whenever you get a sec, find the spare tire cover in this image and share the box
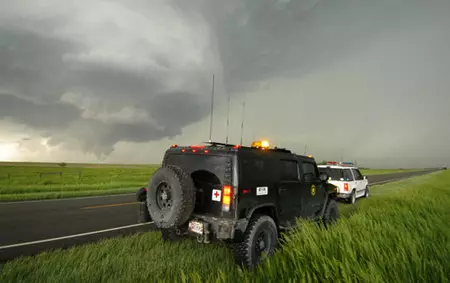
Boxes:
[147,165,196,229]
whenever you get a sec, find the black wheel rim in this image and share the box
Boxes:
[156,182,173,211]
[254,229,271,262]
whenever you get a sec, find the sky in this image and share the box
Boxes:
[0,0,449,168]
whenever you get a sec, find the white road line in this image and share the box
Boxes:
[0,222,154,250]
[0,193,135,205]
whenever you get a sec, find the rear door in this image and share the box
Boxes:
[277,159,302,228]
[343,169,356,193]
[164,153,232,218]
[298,159,325,218]
[351,168,365,194]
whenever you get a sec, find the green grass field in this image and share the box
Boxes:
[359,169,421,175]
[0,162,425,202]
[1,170,449,283]
[0,163,160,201]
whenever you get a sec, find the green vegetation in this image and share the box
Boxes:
[1,171,449,282]
[0,163,159,201]
[360,168,421,175]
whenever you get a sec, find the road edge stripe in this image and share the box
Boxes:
[0,222,154,250]
[0,193,136,205]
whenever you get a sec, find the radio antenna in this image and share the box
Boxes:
[240,99,246,145]
[208,74,215,142]
[225,91,231,144]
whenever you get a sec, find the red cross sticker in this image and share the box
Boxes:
[212,189,221,201]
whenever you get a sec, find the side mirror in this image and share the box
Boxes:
[319,172,329,182]
[363,176,367,180]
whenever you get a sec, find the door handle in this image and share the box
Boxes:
[278,187,287,193]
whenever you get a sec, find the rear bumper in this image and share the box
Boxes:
[337,192,351,199]
[188,214,247,241]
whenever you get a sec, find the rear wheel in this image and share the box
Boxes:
[323,199,339,227]
[348,190,356,204]
[147,166,196,229]
[234,215,278,269]
[136,187,147,202]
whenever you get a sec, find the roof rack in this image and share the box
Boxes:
[202,141,292,153]
[202,141,237,148]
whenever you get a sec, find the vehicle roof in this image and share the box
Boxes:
[165,141,315,160]
[317,165,358,169]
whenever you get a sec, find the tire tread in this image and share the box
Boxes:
[234,214,277,268]
[147,165,196,229]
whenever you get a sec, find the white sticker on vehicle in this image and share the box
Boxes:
[212,189,222,201]
[256,186,268,196]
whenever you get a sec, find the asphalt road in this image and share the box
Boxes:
[0,169,440,262]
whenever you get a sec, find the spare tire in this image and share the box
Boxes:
[146,165,196,229]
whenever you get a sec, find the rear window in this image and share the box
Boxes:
[164,154,231,182]
[318,167,344,181]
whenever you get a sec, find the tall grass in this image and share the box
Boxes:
[1,171,449,282]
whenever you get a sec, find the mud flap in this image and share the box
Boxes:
[139,201,151,223]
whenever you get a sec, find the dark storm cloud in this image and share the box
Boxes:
[0,1,214,156]
[1,0,450,163]
[197,0,435,93]
[0,26,81,102]
[0,93,80,130]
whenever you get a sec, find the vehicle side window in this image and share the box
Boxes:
[300,162,318,182]
[280,160,300,181]
[343,169,354,181]
[242,158,269,182]
[352,169,363,180]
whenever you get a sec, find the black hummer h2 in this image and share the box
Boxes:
[144,141,339,268]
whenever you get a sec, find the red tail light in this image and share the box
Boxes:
[344,183,349,191]
[222,185,232,212]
